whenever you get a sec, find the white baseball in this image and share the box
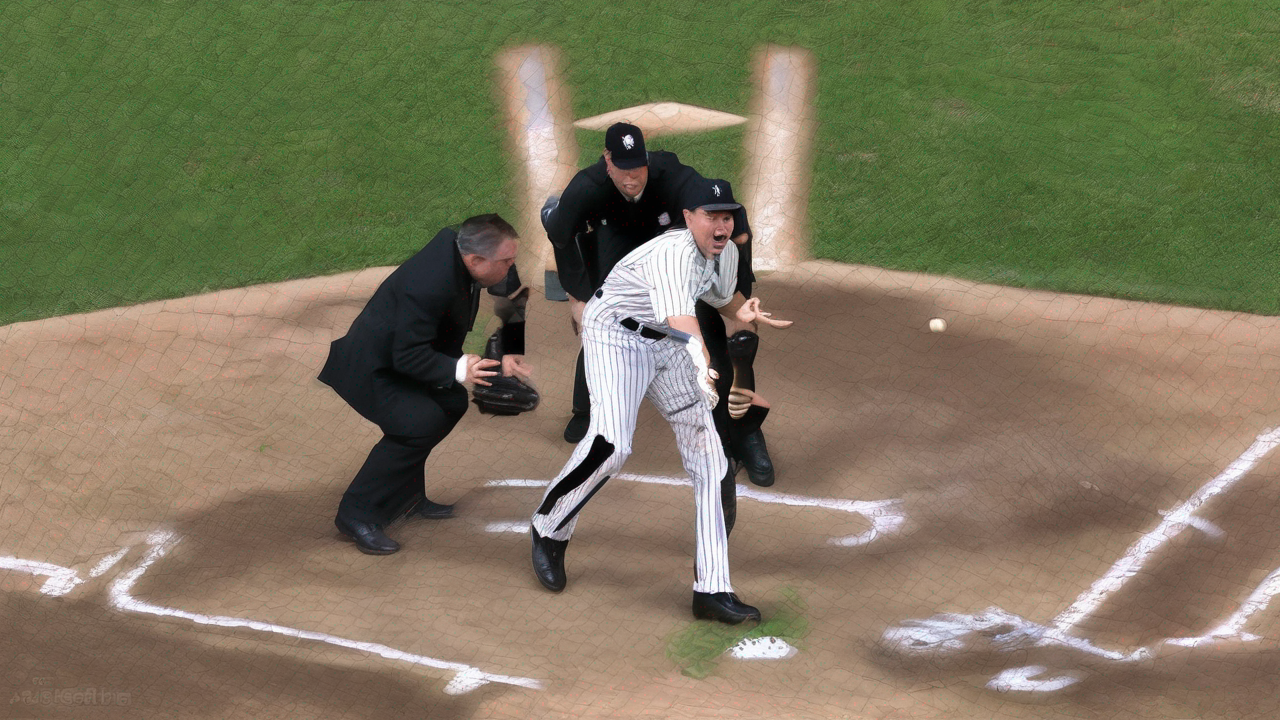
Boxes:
[929,318,947,333]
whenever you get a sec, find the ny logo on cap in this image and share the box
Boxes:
[622,134,635,150]
[712,184,721,197]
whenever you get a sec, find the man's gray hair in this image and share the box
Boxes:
[456,214,518,258]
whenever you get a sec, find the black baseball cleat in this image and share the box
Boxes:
[692,592,761,625]
[734,428,775,487]
[335,516,400,555]
[563,412,590,444]
[531,526,568,592]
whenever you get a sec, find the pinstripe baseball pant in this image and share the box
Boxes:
[531,301,734,594]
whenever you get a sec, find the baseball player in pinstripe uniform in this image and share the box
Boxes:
[529,177,791,624]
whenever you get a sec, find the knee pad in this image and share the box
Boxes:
[536,435,623,516]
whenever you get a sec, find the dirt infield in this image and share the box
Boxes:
[3,262,1279,719]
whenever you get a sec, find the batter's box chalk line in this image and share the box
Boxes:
[486,474,906,548]
[2,529,544,695]
[879,426,1280,697]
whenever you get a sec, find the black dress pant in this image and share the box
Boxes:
[337,385,469,525]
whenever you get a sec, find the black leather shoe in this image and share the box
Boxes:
[411,497,455,520]
[335,516,400,555]
[721,468,737,538]
[692,592,761,625]
[531,527,568,592]
[563,412,590,444]
[734,429,775,487]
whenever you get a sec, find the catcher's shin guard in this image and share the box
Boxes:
[721,466,737,537]
[725,331,774,486]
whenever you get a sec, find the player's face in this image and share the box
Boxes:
[605,152,649,199]
[685,208,736,258]
[466,238,519,288]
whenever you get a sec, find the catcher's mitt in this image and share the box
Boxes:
[471,374,540,416]
[470,328,539,415]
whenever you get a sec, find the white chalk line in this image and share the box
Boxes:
[2,530,543,694]
[484,474,905,547]
[881,426,1280,694]
[1050,426,1280,634]
[1,556,84,597]
[988,666,1084,694]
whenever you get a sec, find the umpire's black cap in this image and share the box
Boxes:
[682,177,742,213]
[604,122,647,169]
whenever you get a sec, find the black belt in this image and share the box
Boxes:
[619,317,668,340]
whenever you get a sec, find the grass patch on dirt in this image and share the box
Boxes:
[666,587,810,679]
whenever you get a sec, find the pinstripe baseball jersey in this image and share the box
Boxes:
[593,228,740,328]
[531,226,741,596]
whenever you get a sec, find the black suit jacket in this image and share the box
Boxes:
[319,227,481,436]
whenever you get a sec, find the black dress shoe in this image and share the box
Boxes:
[720,468,737,538]
[563,412,590,444]
[692,592,761,625]
[412,497,455,520]
[531,527,568,592]
[335,516,400,555]
[734,428,775,487]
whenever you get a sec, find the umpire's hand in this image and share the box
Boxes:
[502,354,533,381]
[464,356,501,386]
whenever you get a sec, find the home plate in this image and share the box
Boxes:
[726,637,798,660]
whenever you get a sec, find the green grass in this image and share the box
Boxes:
[665,587,810,679]
[3,0,1277,326]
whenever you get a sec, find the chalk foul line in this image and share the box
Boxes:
[485,474,906,548]
[2,530,543,695]
[879,426,1280,695]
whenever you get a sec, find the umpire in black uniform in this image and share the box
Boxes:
[542,123,778,492]
[319,214,531,555]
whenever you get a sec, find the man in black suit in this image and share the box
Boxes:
[319,214,531,555]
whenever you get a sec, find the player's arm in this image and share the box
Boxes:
[667,314,710,363]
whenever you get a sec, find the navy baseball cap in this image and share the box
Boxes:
[682,177,742,213]
[604,122,647,169]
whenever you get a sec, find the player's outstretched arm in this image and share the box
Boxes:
[731,296,792,328]
[713,293,791,328]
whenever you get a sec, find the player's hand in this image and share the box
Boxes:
[465,356,501,386]
[728,387,754,419]
[568,296,586,336]
[502,354,532,380]
[703,368,720,409]
[736,297,792,328]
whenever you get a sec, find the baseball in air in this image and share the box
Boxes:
[929,318,947,333]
